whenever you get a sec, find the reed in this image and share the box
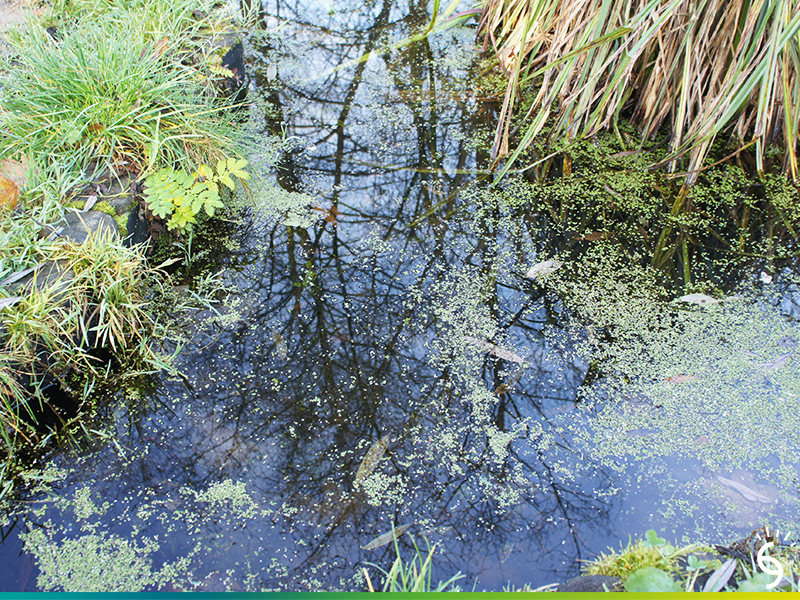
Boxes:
[480,0,800,185]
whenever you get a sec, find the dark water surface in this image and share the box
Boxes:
[2,0,799,592]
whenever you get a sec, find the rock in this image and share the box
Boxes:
[7,259,74,295]
[557,575,622,592]
[101,175,135,215]
[125,206,151,247]
[50,209,120,244]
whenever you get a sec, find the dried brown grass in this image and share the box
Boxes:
[480,0,800,186]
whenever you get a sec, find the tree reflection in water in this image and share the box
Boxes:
[0,0,622,592]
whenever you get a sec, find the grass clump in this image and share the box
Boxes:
[0,232,159,449]
[0,0,256,499]
[0,10,242,184]
[363,535,464,592]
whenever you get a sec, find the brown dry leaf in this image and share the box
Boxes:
[0,177,19,212]
[154,37,169,56]
[465,336,527,364]
[573,231,610,241]
[354,434,390,488]
[0,158,27,188]
[715,474,772,504]
[361,523,412,551]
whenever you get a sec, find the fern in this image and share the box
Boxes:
[142,158,249,233]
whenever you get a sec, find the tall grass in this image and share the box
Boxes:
[0,0,244,185]
[480,0,800,186]
[0,232,157,476]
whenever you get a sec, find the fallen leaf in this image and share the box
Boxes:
[703,559,737,592]
[760,353,791,371]
[679,293,721,306]
[0,263,44,287]
[526,259,562,279]
[573,231,610,241]
[154,37,169,56]
[0,158,27,188]
[354,434,390,488]
[465,336,527,364]
[361,523,412,550]
[715,475,772,504]
[0,177,19,212]
[666,374,698,383]
[82,194,98,212]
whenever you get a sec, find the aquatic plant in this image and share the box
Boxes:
[363,534,464,592]
[479,0,800,184]
[586,528,800,592]
[584,529,711,582]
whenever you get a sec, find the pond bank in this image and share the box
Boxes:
[0,0,799,592]
[0,0,255,498]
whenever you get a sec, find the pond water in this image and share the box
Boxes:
[2,0,800,592]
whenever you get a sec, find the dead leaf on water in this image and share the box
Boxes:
[361,523,412,550]
[354,434,390,488]
[525,259,562,279]
[760,353,791,371]
[572,231,612,241]
[715,475,773,504]
[666,374,698,383]
[465,336,527,364]
[679,293,720,306]
[499,541,514,564]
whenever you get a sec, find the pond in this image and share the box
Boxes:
[2,0,800,592]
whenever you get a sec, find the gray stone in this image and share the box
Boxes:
[53,209,120,244]
[6,259,74,295]
[557,575,622,592]
[102,175,135,215]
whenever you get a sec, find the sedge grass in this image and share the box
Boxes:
[0,5,244,187]
[480,0,800,185]
[364,535,464,592]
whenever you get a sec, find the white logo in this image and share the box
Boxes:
[756,542,783,590]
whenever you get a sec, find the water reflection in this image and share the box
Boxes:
[1,0,624,591]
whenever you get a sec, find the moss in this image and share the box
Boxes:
[114,212,128,237]
[584,536,711,580]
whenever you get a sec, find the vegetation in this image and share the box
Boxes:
[363,535,464,592]
[479,0,800,187]
[0,0,254,500]
[584,528,800,592]
[0,0,249,195]
[143,158,250,233]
